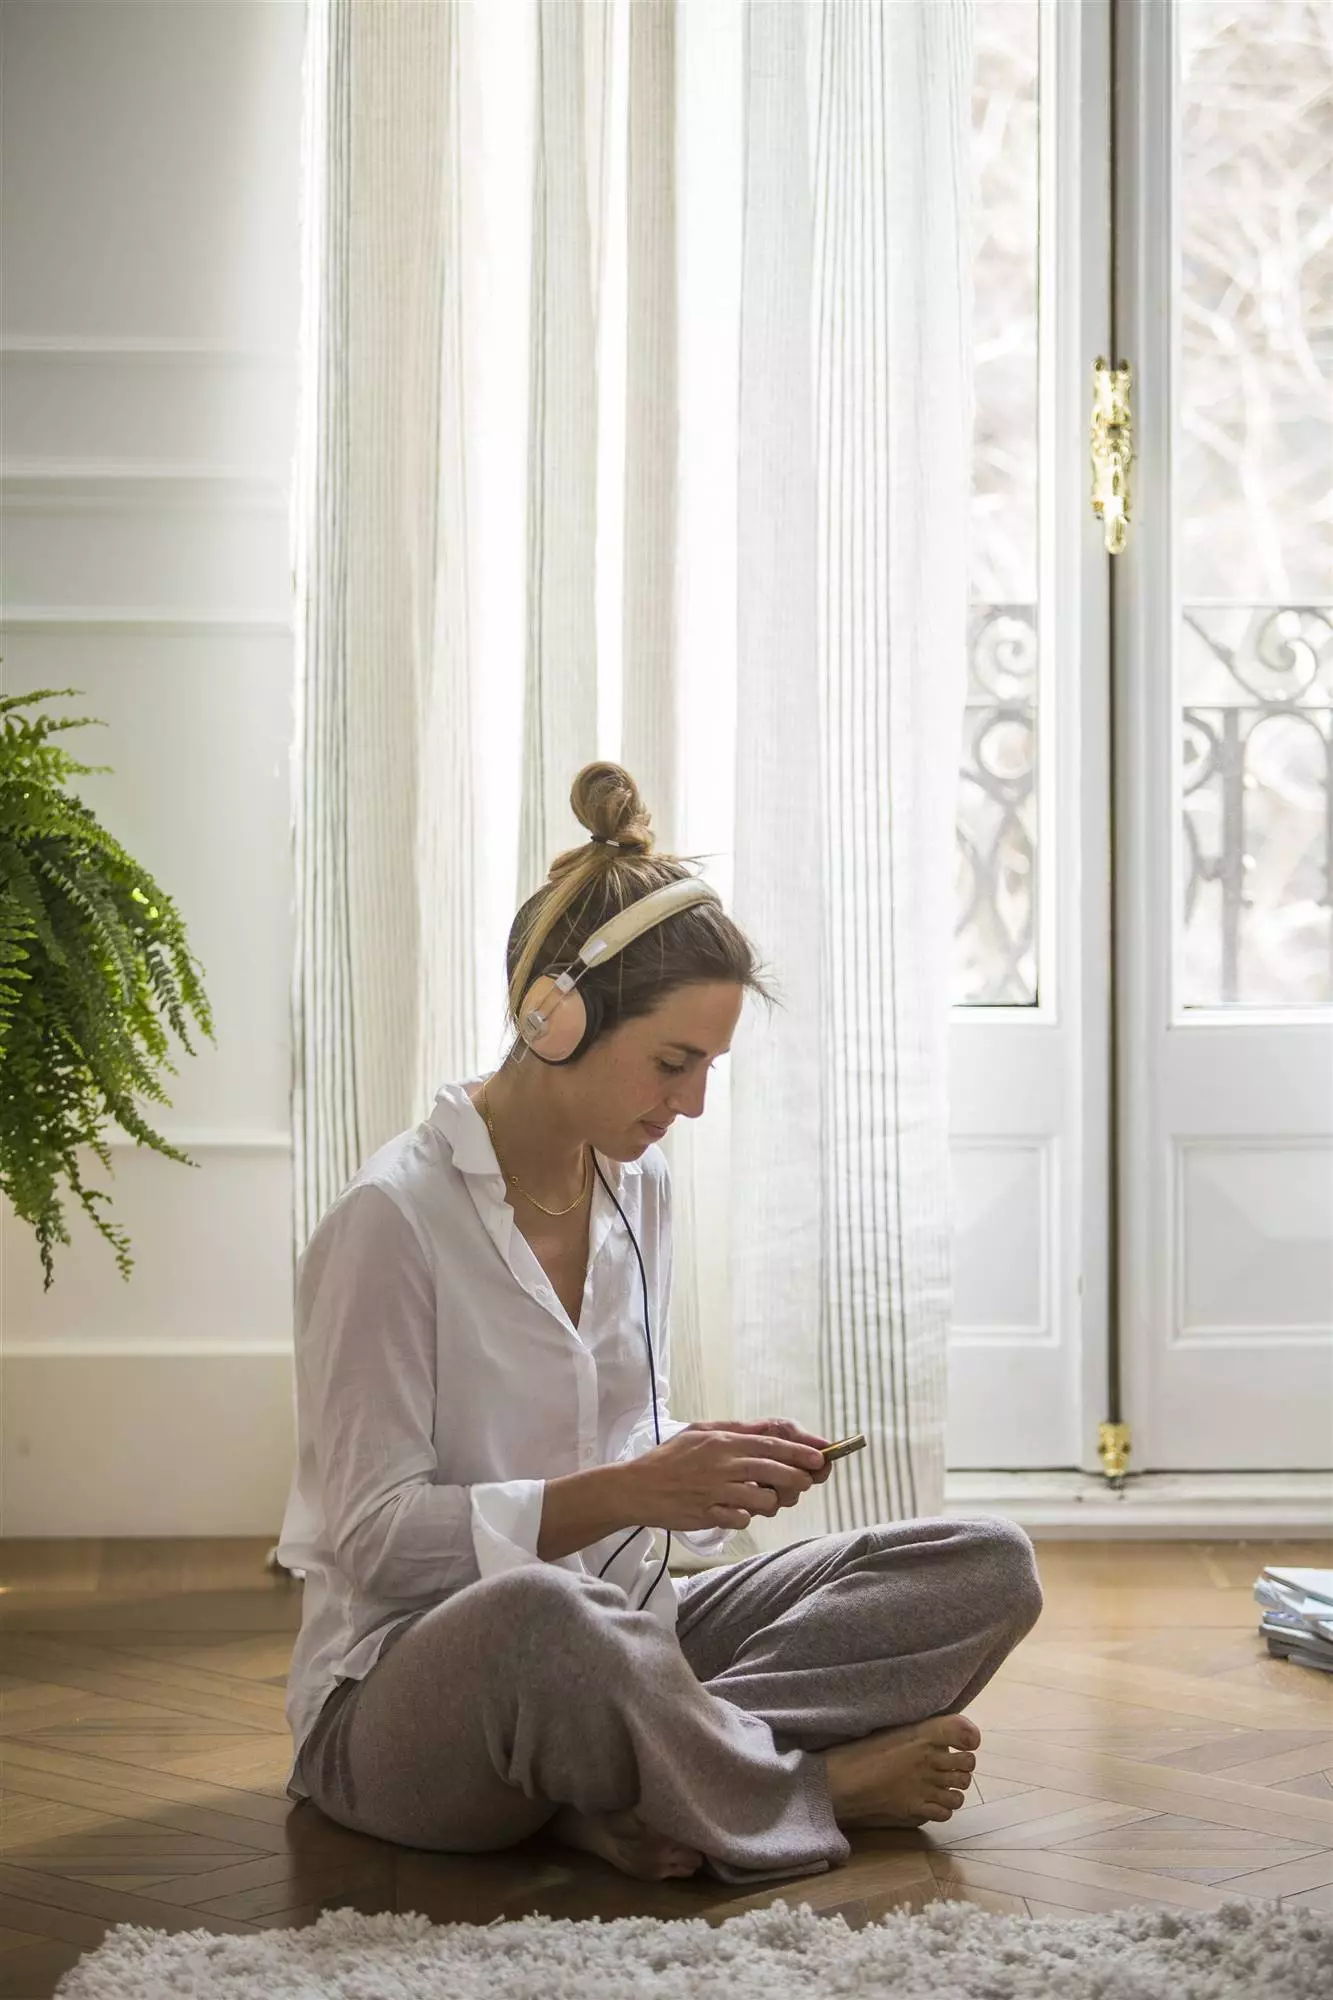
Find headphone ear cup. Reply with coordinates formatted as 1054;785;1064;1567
518;975;588;1064
577;982;604;1053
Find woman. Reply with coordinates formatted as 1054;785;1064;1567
278;761;1042;1884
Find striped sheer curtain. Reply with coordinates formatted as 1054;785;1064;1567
293;0;973;1528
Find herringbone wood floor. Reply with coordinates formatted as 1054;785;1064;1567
1;1538;1330;1997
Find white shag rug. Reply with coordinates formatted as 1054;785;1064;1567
53;1896;1333;2000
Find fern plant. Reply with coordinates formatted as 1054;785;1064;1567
0;686;213;1286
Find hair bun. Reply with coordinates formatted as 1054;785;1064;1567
569;762;655;856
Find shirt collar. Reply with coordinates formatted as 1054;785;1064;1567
428;1079;642;1193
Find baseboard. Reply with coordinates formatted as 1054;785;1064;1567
6;1346;1328;1541
945;1469;1333;1538
2;1348;295;1536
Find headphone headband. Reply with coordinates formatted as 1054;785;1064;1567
577;877;720;971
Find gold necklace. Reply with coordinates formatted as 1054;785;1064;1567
478;1082;591;1218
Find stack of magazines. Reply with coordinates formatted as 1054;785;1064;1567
1255;1566;1333;1675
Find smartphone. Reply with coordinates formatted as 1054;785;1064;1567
820;1431;867;1465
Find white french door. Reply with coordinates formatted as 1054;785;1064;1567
947;0;1111;1471
947;0;1333;1474
1116;0;1333;1468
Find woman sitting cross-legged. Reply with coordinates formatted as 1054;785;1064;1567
278;760;1043;1884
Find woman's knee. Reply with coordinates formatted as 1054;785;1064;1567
950;1515;1043;1637
461;1563;629;1669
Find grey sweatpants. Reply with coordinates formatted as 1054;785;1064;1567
294;1515;1042;1882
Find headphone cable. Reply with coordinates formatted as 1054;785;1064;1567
592;1156;673;1610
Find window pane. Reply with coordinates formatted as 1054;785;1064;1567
1176;1;1333;1007
956;0;1040;1006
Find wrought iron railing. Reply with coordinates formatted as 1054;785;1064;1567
1181;604;1333;1007
953;601;1333;1011
954;604;1038;1007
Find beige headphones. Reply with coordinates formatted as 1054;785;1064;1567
517;877;722;1064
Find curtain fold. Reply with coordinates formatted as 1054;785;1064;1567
807;0;972;1524
293;0;472;1246
729;0;830;1541
295;0;973;1526
518;1;603;898
621;0;680;847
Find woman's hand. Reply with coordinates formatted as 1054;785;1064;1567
625;1424;828;1532
688;1416;834;1486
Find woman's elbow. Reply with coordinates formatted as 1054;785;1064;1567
331;1504;414;1600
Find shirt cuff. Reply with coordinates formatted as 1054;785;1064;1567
619;1413;686;1461
469;1478;547;1577
675;1523;734;1556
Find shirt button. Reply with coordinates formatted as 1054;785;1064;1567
581;1446;595;1464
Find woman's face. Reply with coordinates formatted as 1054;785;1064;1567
567;981;745;1161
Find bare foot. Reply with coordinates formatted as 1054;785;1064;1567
824;1713;981;1828
549;1804;704;1882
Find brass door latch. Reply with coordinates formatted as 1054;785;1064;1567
1098;1420;1133;1482
1091;358;1133;554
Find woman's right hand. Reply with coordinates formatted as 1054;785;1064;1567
624;1426;825;1532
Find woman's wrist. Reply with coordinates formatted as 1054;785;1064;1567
537;1461;641;1562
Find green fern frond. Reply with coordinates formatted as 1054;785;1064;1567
0;684;213;1287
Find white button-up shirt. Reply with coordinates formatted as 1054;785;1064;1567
277;1078;728;1797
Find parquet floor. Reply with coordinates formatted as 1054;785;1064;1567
1;1538;1330;1997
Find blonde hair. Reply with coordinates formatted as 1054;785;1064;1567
505;762;768;1054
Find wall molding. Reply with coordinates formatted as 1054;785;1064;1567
946;1468;1333;1537
1;608;295;634
2;465;288;511
3;1336;291;1360
0;335;297;362
102;1127;293;1152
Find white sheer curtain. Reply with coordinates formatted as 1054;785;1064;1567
293;0;973;1530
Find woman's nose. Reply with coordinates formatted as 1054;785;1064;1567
668;1070;709;1121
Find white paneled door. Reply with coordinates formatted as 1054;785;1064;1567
1116;0;1333;1468
948;0;1333;1474
948;0;1113;1472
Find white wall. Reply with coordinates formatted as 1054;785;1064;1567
1;0;306;1533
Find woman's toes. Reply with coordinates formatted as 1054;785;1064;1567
927;1713;982;1756
932;1755;974;1789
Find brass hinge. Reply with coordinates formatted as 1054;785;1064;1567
1090;357;1133;554
1097;1421;1133;1482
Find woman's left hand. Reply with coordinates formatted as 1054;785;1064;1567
687;1417;833;1487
